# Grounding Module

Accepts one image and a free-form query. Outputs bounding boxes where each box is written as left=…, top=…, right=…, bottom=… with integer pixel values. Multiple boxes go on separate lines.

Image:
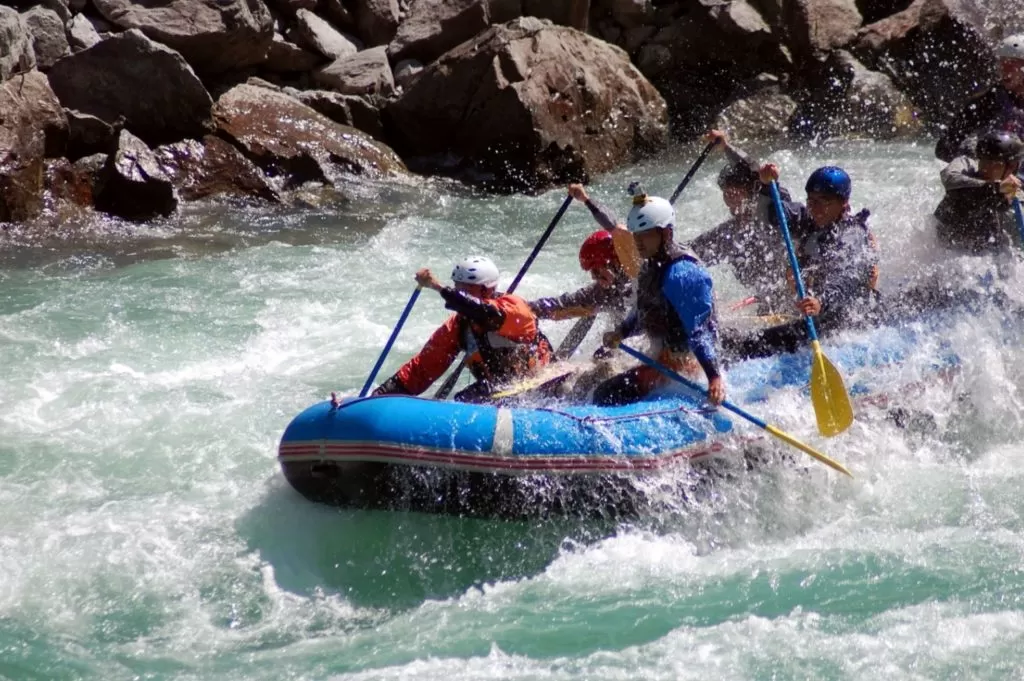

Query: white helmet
left=451, top=256, right=500, bottom=287
left=997, top=34, right=1024, bottom=60
left=626, top=195, right=675, bottom=234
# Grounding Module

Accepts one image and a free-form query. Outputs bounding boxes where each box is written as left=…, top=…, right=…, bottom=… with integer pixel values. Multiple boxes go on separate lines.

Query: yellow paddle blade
left=809, top=340, right=854, bottom=437
left=764, top=424, right=853, bottom=478
left=490, top=368, right=577, bottom=399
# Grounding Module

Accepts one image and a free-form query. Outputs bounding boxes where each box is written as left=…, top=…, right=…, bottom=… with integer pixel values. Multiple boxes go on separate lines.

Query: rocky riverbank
left=0, top=0, right=1021, bottom=227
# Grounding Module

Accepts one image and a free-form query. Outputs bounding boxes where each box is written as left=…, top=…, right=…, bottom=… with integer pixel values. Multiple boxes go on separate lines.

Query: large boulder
left=852, top=0, right=992, bottom=131
left=67, top=14, right=101, bottom=51
left=714, top=81, right=799, bottom=141
left=632, top=1, right=787, bottom=136
left=154, top=135, right=280, bottom=202
left=0, top=76, right=47, bottom=222
left=212, top=83, right=406, bottom=188
left=522, top=0, right=589, bottom=30
left=314, top=46, right=395, bottom=97
left=91, top=0, right=274, bottom=75
left=47, top=30, right=214, bottom=147
left=0, top=7, right=36, bottom=81
left=22, top=7, right=69, bottom=71
left=385, top=18, right=668, bottom=193
left=94, top=129, right=178, bottom=220
left=387, top=0, right=490, bottom=64
left=64, top=109, right=115, bottom=160
left=264, top=32, right=324, bottom=72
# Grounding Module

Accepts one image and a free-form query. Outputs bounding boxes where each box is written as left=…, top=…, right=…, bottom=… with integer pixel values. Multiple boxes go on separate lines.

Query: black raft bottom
left=279, top=455, right=777, bottom=521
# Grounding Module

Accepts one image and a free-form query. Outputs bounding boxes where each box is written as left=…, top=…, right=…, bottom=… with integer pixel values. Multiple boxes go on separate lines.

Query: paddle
left=619, top=343, right=852, bottom=477
left=553, top=315, right=597, bottom=361
left=669, top=138, right=721, bottom=205
left=769, top=180, right=854, bottom=437
left=359, top=286, right=422, bottom=397
left=1014, top=197, right=1024, bottom=243
left=434, top=195, right=575, bottom=399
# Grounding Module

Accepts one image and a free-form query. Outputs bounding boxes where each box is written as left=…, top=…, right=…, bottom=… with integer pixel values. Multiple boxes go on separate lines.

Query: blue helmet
left=805, top=166, right=851, bottom=200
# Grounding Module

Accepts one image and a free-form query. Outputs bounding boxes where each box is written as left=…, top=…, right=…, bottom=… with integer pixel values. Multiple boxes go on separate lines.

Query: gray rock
left=353, top=0, right=401, bottom=46
left=783, top=0, right=863, bottom=62
left=22, top=7, right=70, bottom=71
left=294, top=89, right=385, bottom=140
left=47, top=29, right=214, bottom=146
left=488, top=0, right=522, bottom=24
left=94, top=129, right=178, bottom=220
left=65, top=108, right=115, bottom=160
left=154, top=135, right=281, bottom=203
left=315, top=46, right=395, bottom=97
left=67, top=15, right=101, bottom=51
left=385, top=18, right=668, bottom=193
left=714, top=87, right=799, bottom=140
left=387, top=0, right=489, bottom=64
left=393, top=58, right=423, bottom=88
left=91, top=0, right=274, bottom=75
left=293, top=8, right=360, bottom=60
left=264, top=32, right=324, bottom=72
left=0, top=7, right=36, bottom=81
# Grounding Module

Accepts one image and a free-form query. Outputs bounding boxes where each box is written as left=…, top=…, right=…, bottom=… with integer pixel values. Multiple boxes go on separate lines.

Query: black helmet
left=975, top=130, right=1024, bottom=162
left=716, top=161, right=759, bottom=190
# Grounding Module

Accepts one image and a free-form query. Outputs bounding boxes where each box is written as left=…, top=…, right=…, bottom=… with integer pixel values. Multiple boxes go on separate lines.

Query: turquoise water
left=4, top=142, right=1024, bottom=680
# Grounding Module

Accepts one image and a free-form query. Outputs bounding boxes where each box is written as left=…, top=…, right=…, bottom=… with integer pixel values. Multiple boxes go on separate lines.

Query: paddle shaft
left=434, top=195, right=574, bottom=399
left=619, top=344, right=852, bottom=477
left=360, top=287, right=422, bottom=398
left=769, top=181, right=820, bottom=342
left=554, top=315, right=597, bottom=361
left=1014, top=197, right=1024, bottom=244
left=669, top=139, right=720, bottom=205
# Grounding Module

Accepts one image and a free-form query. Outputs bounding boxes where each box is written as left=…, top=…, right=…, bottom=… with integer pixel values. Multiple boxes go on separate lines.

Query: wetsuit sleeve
left=530, top=283, right=606, bottom=320
left=661, top=261, right=721, bottom=381
left=616, top=309, right=639, bottom=339
left=760, top=184, right=810, bottom=240
left=582, top=197, right=619, bottom=231
left=939, top=156, right=1006, bottom=206
left=813, top=224, right=877, bottom=317
left=392, top=315, right=463, bottom=395
left=439, top=287, right=504, bottom=331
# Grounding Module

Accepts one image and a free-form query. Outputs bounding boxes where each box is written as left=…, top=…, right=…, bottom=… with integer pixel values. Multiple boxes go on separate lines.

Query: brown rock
left=387, top=0, right=490, bottom=64
left=44, top=157, right=96, bottom=209
left=264, top=32, right=324, bottom=73
left=385, top=18, right=668, bottom=193
left=714, top=85, right=799, bottom=141
left=293, top=89, right=385, bottom=140
left=522, top=0, right=589, bottom=31
left=67, top=15, right=101, bottom=51
left=47, top=29, right=214, bottom=147
left=783, top=0, right=863, bottom=62
left=155, top=135, right=280, bottom=202
left=292, top=8, right=360, bottom=60
left=94, top=129, right=178, bottom=221
left=65, top=109, right=115, bottom=161
left=212, top=83, right=406, bottom=189
left=91, top=0, right=274, bottom=75
left=314, top=46, right=395, bottom=97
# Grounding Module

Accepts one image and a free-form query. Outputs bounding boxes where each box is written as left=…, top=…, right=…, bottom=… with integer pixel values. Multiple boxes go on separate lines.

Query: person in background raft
left=594, top=194, right=726, bottom=407
left=687, top=130, right=800, bottom=315
left=528, top=184, right=634, bottom=329
left=936, top=34, right=1024, bottom=163
left=723, top=165, right=881, bottom=361
left=934, top=129, right=1024, bottom=256
left=372, top=256, right=553, bottom=403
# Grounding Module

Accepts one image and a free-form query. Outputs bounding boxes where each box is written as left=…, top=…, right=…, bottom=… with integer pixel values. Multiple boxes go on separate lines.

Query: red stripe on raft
left=278, top=440, right=728, bottom=473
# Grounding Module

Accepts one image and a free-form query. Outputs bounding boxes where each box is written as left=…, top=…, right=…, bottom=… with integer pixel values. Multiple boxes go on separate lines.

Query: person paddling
left=936, top=34, right=1024, bottom=162
left=372, top=257, right=553, bottom=403
left=688, top=130, right=800, bottom=314
left=528, top=186, right=634, bottom=328
left=723, top=164, right=881, bottom=360
left=934, top=129, right=1024, bottom=256
left=593, top=194, right=726, bottom=407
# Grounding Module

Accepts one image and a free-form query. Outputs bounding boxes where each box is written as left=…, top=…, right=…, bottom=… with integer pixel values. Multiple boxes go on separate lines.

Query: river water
left=3, top=141, right=1024, bottom=680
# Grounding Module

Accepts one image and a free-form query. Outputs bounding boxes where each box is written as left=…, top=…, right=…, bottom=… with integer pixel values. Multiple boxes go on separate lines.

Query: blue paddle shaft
left=619, top=343, right=768, bottom=430
left=1014, top=197, right=1024, bottom=244
left=769, top=180, right=819, bottom=343
left=507, top=195, right=573, bottom=293
left=360, top=287, right=422, bottom=398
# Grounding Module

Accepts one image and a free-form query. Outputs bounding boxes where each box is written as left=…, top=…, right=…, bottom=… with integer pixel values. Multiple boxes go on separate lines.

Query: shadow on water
left=236, top=483, right=621, bottom=612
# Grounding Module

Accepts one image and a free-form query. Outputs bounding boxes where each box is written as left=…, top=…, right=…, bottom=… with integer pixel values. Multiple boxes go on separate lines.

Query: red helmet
left=578, top=230, right=618, bottom=272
